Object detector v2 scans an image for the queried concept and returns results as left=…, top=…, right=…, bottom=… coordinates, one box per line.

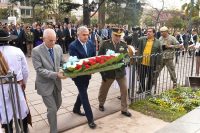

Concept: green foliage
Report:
left=58, top=2, right=81, bottom=13
left=182, top=2, right=199, bottom=17
left=34, top=8, right=48, bottom=22
left=130, top=87, right=200, bottom=122
left=192, top=16, right=200, bottom=31
left=165, top=16, right=184, bottom=29
left=105, top=0, right=143, bottom=26
left=91, top=18, right=98, bottom=26
left=0, top=8, right=9, bottom=19
left=143, top=16, right=154, bottom=27
left=130, top=100, right=186, bottom=122
left=70, top=15, right=78, bottom=24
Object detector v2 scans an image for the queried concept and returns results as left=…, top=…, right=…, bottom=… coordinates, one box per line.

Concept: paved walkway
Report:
left=63, top=110, right=168, bottom=133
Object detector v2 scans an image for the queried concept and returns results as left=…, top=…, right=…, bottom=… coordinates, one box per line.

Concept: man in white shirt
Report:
left=0, top=29, right=30, bottom=133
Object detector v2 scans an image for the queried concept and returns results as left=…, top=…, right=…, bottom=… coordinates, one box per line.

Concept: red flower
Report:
left=75, top=64, right=82, bottom=70
left=84, top=64, right=90, bottom=69
left=83, top=61, right=89, bottom=65
left=95, top=56, right=102, bottom=63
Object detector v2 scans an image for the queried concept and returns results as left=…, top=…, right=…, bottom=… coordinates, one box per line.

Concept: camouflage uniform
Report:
left=25, top=31, right=34, bottom=57
left=159, top=35, right=179, bottom=86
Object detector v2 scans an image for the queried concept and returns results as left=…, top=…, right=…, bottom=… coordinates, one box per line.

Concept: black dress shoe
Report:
left=121, top=111, right=132, bottom=117
left=99, top=105, right=105, bottom=112
left=73, top=110, right=85, bottom=116
left=88, top=122, right=96, bottom=129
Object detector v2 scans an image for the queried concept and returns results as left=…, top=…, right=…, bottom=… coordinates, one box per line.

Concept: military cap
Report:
left=112, top=27, right=123, bottom=36
left=160, top=26, right=168, bottom=32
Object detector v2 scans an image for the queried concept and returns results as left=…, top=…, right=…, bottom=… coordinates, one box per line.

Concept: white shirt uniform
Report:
left=0, top=45, right=29, bottom=124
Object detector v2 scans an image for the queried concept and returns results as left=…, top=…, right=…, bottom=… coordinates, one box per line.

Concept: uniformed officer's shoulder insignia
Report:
left=102, top=39, right=111, bottom=44
left=120, top=40, right=127, bottom=45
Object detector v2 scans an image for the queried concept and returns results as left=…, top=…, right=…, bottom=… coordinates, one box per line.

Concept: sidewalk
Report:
left=63, top=110, right=169, bottom=133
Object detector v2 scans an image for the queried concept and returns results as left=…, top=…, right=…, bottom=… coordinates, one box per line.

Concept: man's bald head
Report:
left=43, top=28, right=57, bottom=48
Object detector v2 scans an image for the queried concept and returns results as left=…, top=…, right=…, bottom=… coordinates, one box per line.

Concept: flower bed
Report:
left=130, top=87, right=200, bottom=122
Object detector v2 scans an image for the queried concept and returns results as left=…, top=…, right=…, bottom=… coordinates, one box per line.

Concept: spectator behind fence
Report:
left=0, top=29, right=30, bottom=133
left=188, top=38, right=200, bottom=76
left=98, top=27, right=132, bottom=117
left=158, top=26, right=180, bottom=88
left=32, top=29, right=67, bottom=133
left=69, top=26, right=97, bottom=129
left=136, top=27, right=162, bottom=95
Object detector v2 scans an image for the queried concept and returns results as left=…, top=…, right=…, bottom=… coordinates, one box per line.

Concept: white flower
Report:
left=106, top=49, right=115, bottom=55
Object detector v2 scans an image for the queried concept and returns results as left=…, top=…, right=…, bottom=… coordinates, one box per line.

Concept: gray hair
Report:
left=43, top=28, right=56, bottom=38
left=77, top=26, right=89, bottom=35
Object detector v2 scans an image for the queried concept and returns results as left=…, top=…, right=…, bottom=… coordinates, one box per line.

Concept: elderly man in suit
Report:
left=69, top=26, right=96, bottom=129
left=32, top=28, right=67, bottom=133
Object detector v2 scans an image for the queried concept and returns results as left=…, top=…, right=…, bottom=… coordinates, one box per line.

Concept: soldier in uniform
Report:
left=159, top=26, right=180, bottom=88
left=25, top=25, right=34, bottom=57
left=98, top=27, right=132, bottom=117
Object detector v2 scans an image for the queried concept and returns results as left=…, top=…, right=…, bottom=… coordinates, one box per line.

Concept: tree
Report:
left=143, top=16, right=154, bottom=27
left=0, top=8, right=10, bottom=19
left=144, top=0, right=165, bottom=31
left=105, top=0, right=143, bottom=26
left=165, top=16, right=184, bottom=30
left=182, top=0, right=200, bottom=31
left=192, top=16, right=200, bottom=32
left=34, top=8, right=48, bottom=22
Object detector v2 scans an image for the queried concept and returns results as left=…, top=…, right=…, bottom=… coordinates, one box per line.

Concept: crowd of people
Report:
left=0, top=20, right=199, bottom=133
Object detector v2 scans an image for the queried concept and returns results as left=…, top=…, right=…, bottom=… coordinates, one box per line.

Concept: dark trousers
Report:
left=73, top=79, right=94, bottom=123
left=138, top=64, right=155, bottom=93
left=2, top=116, right=28, bottom=133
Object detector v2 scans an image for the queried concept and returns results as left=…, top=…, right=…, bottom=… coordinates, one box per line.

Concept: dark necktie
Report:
left=48, top=48, right=54, bottom=63
left=83, top=44, right=87, bottom=55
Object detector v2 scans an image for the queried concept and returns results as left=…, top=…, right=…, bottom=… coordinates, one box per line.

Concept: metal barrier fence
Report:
left=0, top=72, right=24, bottom=133
left=128, top=50, right=197, bottom=103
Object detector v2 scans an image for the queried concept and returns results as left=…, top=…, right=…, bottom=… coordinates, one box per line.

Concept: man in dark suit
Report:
left=69, top=26, right=96, bottom=129
left=64, top=23, right=76, bottom=53
left=55, top=25, right=65, bottom=53
left=12, top=23, right=26, bottom=54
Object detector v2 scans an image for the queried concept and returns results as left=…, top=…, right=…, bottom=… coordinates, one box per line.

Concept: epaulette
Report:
left=120, top=40, right=127, bottom=44
left=102, top=39, right=111, bottom=44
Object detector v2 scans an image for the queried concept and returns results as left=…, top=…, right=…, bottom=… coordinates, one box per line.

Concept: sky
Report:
left=73, top=0, right=191, bottom=10
left=140, top=0, right=190, bottom=10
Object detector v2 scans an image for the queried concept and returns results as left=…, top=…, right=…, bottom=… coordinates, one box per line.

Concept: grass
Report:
left=130, top=99, right=187, bottom=122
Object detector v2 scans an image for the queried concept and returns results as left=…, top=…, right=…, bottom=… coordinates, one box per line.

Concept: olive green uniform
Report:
left=25, top=31, right=34, bottom=57
left=98, top=39, right=129, bottom=112
left=159, top=35, right=179, bottom=86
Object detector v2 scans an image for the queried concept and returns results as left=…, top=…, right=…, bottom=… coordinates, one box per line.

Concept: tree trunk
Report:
left=83, top=0, right=90, bottom=26
left=98, top=0, right=105, bottom=29
left=32, top=5, right=35, bottom=22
